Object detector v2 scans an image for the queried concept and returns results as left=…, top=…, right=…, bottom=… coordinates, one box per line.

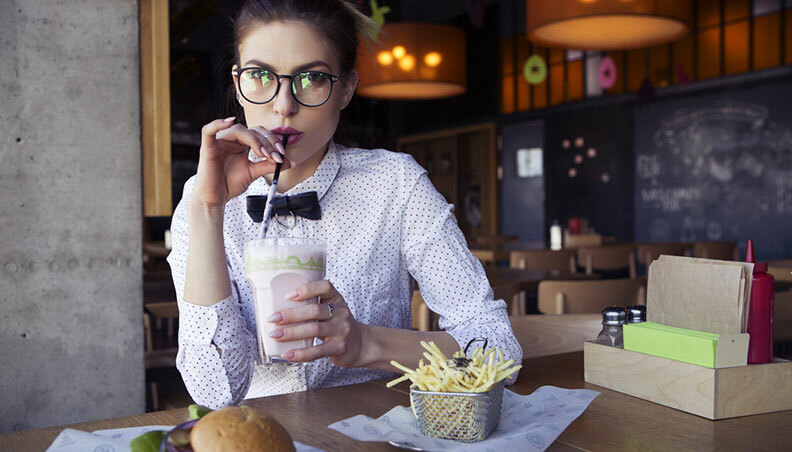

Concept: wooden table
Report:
left=5, top=351, right=790, bottom=451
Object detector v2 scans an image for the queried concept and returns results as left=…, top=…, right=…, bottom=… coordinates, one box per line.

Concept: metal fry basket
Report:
left=409, top=381, right=505, bottom=443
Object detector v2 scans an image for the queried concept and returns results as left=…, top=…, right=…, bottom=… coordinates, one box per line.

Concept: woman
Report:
left=168, top=0, right=522, bottom=409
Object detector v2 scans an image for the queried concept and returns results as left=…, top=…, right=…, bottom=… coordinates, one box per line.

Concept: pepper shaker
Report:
left=597, top=307, right=626, bottom=348
left=626, top=305, right=646, bottom=324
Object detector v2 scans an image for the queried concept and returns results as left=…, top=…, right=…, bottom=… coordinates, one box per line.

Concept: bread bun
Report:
left=189, top=406, right=295, bottom=452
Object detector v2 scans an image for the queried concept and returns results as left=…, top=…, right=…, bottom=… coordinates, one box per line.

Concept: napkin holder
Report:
left=584, top=255, right=792, bottom=420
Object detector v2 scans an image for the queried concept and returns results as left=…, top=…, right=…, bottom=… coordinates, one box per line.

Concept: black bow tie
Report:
left=246, top=191, right=322, bottom=223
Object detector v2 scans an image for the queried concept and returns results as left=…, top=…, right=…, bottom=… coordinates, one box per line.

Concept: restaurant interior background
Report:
left=2, top=0, right=792, bottom=434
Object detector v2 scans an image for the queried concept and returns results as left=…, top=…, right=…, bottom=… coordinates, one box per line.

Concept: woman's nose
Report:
left=272, top=83, right=298, bottom=117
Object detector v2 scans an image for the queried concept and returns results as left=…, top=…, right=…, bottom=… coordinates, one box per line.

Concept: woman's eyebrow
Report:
left=242, top=59, right=332, bottom=73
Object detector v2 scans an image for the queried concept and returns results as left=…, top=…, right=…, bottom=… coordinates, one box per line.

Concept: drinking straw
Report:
left=258, top=134, right=289, bottom=238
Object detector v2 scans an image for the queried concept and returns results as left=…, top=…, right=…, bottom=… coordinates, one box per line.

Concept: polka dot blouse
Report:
left=167, top=142, right=523, bottom=409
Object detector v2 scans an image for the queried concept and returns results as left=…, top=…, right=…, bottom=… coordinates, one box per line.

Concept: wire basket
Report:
left=409, top=381, right=505, bottom=443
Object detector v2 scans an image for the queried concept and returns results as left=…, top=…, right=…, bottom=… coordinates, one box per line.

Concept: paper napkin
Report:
left=328, top=386, right=599, bottom=452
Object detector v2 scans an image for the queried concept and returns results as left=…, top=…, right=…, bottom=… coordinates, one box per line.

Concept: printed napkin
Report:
left=328, top=386, right=598, bottom=452
left=45, top=425, right=325, bottom=452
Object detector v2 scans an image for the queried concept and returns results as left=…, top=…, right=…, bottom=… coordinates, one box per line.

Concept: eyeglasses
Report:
left=232, top=67, right=340, bottom=107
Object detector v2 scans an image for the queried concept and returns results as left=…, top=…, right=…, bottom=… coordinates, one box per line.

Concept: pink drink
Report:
left=244, top=238, right=326, bottom=365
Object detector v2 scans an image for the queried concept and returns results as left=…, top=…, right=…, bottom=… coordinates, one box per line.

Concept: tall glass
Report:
left=244, top=237, right=326, bottom=365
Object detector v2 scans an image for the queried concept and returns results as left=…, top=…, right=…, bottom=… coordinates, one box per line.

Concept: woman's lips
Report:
left=272, top=132, right=303, bottom=146
left=270, top=127, right=303, bottom=146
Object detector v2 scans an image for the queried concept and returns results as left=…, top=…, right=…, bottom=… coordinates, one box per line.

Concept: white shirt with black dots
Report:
left=167, top=142, right=523, bottom=409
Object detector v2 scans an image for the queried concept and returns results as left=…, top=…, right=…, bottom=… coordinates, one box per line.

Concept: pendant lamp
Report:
left=357, top=23, right=466, bottom=99
left=526, top=0, right=692, bottom=50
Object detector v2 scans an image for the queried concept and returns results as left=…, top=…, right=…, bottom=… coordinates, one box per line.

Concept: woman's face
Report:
left=234, top=21, right=355, bottom=167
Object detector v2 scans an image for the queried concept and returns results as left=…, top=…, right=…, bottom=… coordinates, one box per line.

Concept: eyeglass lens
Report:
left=239, top=69, right=333, bottom=106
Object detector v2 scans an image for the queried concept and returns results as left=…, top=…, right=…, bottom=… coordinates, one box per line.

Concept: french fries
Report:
left=387, top=341, right=521, bottom=393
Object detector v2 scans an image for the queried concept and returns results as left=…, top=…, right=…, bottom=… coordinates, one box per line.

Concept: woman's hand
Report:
left=267, top=280, right=366, bottom=367
left=191, top=118, right=290, bottom=209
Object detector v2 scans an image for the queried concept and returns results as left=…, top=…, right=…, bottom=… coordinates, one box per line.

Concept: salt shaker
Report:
left=597, top=307, right=626, bottom=348
left=626, top=305, right=646, bottom=324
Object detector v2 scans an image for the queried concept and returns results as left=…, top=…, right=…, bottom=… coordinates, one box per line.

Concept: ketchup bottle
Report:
left=745, top=240, right=774, bottom=364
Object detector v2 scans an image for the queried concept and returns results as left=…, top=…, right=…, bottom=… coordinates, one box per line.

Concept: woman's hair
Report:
left=232, top=0, right=375, bottom=76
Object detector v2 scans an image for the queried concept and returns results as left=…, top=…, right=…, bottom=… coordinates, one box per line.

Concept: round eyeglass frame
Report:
left=232, top=68, right=340, bottom=108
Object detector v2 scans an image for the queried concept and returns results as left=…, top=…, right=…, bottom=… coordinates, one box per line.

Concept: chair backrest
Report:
left=693, top=241, right=737, bottom=260
left=564, top=232, right=602, bottom=249
left=636, top=242, right=693, bottom=265
left=538, top=278, right=646, bottom=314
left=775, top=290, right=792, bottom=343
left=768, top=264, right=792, bottom=282
left=577, top=244, right=637, bottom=276
left=509, top=249, right=577, bottom=273
left=472, top=234, right=518, bottom=249
left=411, top=290, right=432, bottom=331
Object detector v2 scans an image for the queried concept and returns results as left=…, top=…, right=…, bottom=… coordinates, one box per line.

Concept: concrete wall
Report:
left=0, top=0, right=144, bottom=432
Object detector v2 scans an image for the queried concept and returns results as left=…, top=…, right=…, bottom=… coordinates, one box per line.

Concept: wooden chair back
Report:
left=411, top=290, right=432, bottom=331
left=538, top=278, right=646, bottom=314
left=577, top=244, right=637, bottom=277
left=775, top=290, right=792, bottom=343
left=693, top=241, right=738, bottom=260
left=470, top=248, right=510, bottom=267
left=768, top=263, right=792, bottom=283
left=564, top=232, right=602, bottom=249
left=509, top=249, right=577, bottom=274
left=636, top=242, right=692, bottom=265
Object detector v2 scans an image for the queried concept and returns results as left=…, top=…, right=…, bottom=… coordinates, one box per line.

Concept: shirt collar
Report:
left=249, top=141, right=340, bottom=201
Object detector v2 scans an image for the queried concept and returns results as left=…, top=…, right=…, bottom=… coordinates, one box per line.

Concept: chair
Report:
left=577, top=244, right=637, bottom=278
left=509, top=249, right=577, bottom=274
left=776, top=290, right=792, bottom=343
left=636, top=242, right=693, bottom=265
left=144, top=302, right=180, bottom=411
left=563, top=232, right=602, bottom=249
left=411, top=290, right=432, bottom=332
left=693, top=241, right=738, bottom=260
left=470, top=248, right=510, bottom=267
left=472, top=234, right=518, bottom=249
left=537, top=278, right=646, bottom=314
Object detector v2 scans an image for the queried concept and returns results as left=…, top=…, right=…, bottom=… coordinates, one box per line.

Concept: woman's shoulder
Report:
left=333, top=143, right=426, bottom=181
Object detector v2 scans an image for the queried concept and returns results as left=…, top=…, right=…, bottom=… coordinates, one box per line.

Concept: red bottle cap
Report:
left=745, top=240, right=768, bottom=273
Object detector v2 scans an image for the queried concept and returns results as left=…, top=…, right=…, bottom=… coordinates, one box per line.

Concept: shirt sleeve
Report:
left=166, top=179, right=257, bottom=408
left=401, top=171, right=523, bottom=382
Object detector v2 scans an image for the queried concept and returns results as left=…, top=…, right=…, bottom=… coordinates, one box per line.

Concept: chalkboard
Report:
left=634, top=81, right=792, bottom=260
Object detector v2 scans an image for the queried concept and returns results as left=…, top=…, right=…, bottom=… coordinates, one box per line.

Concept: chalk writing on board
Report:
left=640, top=187, right=702, bottom=212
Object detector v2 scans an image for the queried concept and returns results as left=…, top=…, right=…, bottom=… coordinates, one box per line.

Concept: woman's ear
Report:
left=341, top=70, right=358, bottom=109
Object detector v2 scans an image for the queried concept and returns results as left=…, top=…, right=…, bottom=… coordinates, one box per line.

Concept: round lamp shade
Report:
left=357, top=23, right=466, bottom=100
left=526, top=0, right=692, bottom=50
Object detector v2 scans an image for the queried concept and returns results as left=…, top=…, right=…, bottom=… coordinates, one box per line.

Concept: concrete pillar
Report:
left=0, top=0, right=144, bottom=432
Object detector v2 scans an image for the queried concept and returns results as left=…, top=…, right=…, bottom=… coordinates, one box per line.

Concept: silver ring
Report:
left=275, top=212, right=297, bottom=229
left=262, top=130, right=272, bottom=139
left=325, top=303, right=335, bottom=321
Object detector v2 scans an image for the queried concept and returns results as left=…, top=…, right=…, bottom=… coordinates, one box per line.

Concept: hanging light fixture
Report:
left=526, top=0, right=692, bottom=50
left=357, top=22, right=466, bottom=100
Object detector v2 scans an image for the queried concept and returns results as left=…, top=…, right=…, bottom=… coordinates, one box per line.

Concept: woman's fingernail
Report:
left=276, top=143, right=286, bottom=154
left=282, top=351, right=295, bottom=359
left=272, top=152, right=283, bottom=163
left=286, top=290, right=298, bottom=300
left=268, top=313, right=282, bottom=323
left=269, top=329, right=284, bottom=338
left=260, top=146, right=271, bottom=158
left=223, top=116, right=236, bottom=123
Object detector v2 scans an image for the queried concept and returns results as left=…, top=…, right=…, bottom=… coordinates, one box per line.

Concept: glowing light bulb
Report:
left=424, top=52, right=442, bottom=67
left=377, top=51, right=393, bottom=65
left=398, top=54, right=415, bottom=71
left=392, top=46, right=406, bottom=59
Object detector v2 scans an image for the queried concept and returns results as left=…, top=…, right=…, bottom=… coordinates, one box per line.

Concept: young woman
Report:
left=167, top=0, right=522, bottom=409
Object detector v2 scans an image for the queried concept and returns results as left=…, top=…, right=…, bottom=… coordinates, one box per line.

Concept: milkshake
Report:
left=244, top=237, right=326, bottom=365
